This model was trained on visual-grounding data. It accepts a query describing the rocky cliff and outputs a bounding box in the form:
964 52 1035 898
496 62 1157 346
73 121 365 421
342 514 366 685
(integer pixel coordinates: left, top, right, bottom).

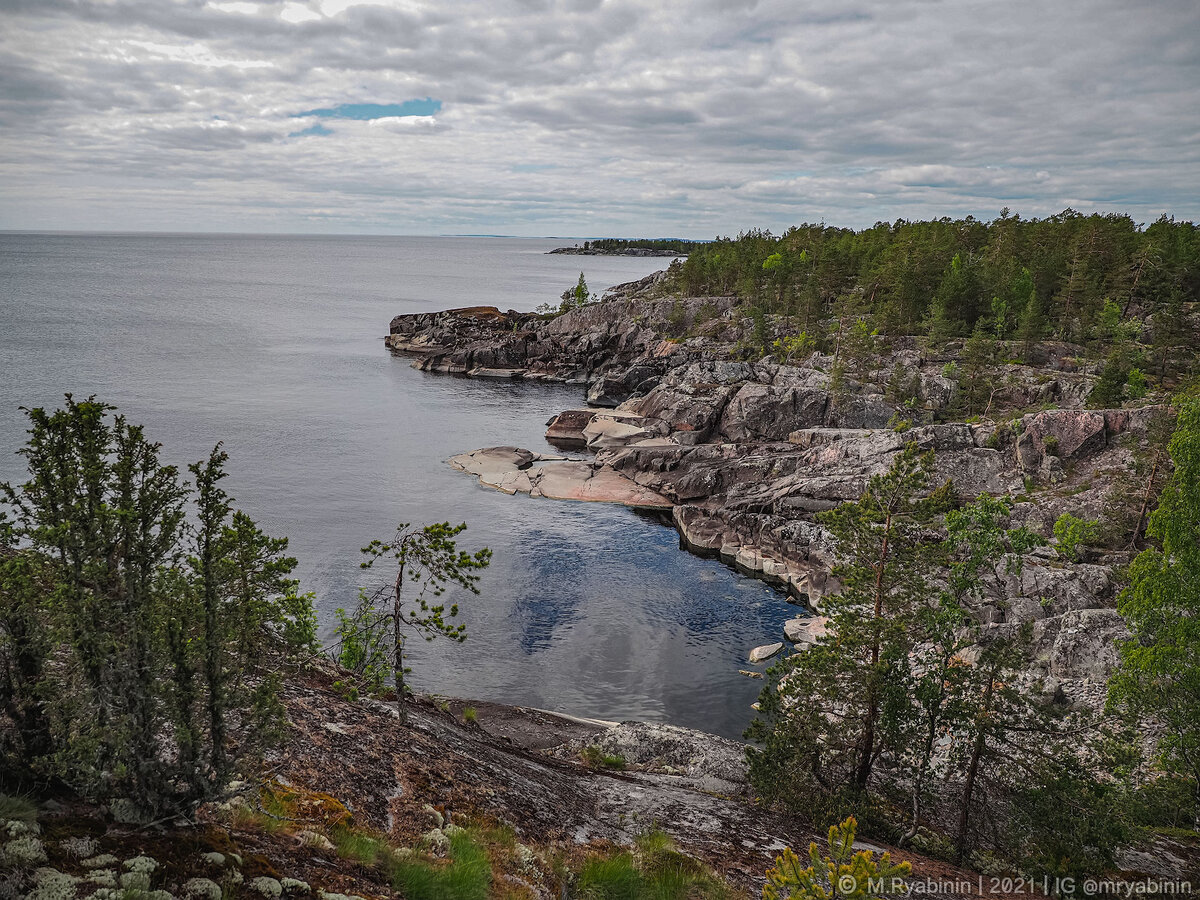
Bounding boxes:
387 289 1168 712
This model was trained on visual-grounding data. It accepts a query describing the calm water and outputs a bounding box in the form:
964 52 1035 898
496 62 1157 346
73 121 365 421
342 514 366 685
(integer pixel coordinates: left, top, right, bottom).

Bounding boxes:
0 233 793 738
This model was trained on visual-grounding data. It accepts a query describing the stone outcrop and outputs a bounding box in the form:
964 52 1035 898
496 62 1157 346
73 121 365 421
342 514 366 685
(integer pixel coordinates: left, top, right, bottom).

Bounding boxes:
388 289 1164 710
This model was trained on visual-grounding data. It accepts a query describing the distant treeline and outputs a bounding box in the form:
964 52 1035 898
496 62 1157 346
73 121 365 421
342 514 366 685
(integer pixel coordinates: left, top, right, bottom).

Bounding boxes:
583 237 705 253
669 210 1199 356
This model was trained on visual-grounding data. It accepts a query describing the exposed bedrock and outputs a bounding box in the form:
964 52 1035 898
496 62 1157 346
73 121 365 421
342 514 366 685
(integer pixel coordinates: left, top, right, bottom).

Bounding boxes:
389 298 1166 709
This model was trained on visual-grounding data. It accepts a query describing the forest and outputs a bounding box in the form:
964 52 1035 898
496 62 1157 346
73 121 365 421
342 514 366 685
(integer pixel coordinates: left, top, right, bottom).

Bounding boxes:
668 210 1198 387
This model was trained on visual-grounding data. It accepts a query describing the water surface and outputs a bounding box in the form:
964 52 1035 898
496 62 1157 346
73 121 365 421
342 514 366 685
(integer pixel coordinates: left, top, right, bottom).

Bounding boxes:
0 233 793 738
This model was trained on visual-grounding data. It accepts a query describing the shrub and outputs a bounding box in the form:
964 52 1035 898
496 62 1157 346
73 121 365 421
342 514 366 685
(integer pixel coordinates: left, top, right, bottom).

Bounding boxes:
763 816 911 900
1053 513 1100 561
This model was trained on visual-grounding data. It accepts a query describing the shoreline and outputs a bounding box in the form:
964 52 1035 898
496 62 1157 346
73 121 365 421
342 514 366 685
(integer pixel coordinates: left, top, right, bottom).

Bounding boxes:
383 292 1153 716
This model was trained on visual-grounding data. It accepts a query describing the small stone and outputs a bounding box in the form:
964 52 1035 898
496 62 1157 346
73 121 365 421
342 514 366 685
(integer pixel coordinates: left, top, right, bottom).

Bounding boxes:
749 642 784 664
108 799 149 825
201 851 226 867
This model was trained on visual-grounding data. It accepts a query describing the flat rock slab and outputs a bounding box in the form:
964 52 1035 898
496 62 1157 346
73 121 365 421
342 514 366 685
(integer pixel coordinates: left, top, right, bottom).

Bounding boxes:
784 615 829 645
450 446 673 510
449 446 538 477
749 642 784 664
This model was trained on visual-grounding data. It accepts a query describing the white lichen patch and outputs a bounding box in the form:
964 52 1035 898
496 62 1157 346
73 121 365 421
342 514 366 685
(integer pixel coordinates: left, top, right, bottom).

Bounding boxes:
124 855 159 875
183 877 223 900
121 871 153 892
296 831 334 852
28 867 78 900
317 892 367 900
248 876 282 898
85 869 118 887
1 834 48 865
514 843 539 874
61 835 100 858
200 851 226 867
4 819 39 838
280 878 310 894
82 854 118 868
421 828 450 853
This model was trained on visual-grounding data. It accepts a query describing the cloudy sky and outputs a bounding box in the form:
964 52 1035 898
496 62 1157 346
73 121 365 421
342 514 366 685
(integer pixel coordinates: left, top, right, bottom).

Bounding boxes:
1 0 1197 236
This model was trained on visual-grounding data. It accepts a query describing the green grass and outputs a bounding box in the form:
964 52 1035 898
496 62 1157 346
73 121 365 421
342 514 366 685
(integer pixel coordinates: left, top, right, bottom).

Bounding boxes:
580 745 627 770
389 831 491 900
576 831 733 899
0 793 38 825
462 706 477 724
329 825 386 865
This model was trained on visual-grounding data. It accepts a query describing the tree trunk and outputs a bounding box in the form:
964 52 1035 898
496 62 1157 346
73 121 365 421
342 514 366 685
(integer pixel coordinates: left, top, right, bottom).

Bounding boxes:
956 670 996 863
393 562 407 724
854 512 892 791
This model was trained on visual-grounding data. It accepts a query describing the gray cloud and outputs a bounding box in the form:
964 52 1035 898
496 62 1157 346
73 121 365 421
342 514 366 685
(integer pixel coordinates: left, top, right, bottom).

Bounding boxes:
1 0 1197 235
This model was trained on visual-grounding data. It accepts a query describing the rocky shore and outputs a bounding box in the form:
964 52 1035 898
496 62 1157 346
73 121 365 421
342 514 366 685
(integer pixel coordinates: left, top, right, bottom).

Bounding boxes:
385 288 1164 711
547 246 686 257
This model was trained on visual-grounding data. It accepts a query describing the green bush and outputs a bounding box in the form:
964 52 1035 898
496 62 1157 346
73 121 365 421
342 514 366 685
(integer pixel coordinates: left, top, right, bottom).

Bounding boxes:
1053 513 1100 561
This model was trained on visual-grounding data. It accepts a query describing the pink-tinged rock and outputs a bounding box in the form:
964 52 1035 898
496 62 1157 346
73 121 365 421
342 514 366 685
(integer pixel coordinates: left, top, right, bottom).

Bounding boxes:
784 616 829 646
1021 409 1108 460
545 409 597 447
450 447 672 510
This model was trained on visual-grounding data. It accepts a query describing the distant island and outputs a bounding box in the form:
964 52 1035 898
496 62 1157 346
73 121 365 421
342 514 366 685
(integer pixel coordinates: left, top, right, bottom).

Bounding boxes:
549 237 700 256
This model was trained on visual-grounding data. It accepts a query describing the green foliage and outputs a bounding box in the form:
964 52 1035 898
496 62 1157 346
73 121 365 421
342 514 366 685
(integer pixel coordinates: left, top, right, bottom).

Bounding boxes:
748 446 952 804
586 237 701 255
668 212 1199 383
0 397 315 812
390 830 492 900
580 745 626 770
335 522 491 721
1053 512 1099 561
563 271 594 311
763 816 911 900
331 825 387 865
1089 350 1134 407
773 331 817 364
333 606 388 695
1126 367 1149 400
0 793 37 824
1110 396 1200 806
462 705 477 724
575 830 731 899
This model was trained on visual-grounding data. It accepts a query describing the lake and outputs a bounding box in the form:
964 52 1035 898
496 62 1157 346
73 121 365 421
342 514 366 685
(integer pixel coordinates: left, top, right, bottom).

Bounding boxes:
0 232 794 738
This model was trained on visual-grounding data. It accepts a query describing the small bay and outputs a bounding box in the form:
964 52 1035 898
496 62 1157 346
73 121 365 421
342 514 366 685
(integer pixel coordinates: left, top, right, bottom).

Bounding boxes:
0 232 795 738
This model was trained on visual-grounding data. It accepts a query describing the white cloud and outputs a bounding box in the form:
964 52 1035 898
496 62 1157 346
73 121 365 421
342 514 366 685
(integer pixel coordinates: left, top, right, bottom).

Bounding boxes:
279 2 324 24
0 0 1197 234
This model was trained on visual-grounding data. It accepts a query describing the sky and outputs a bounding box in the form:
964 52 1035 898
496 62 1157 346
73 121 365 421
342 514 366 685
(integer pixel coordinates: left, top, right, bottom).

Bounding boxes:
1 0 1198 237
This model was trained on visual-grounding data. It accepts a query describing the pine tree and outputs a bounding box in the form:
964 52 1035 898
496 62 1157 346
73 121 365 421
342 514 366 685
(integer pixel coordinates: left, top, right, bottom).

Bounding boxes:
0 398 316 811
748 446 952 808
343 522 491 722
1109 396 1200 818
